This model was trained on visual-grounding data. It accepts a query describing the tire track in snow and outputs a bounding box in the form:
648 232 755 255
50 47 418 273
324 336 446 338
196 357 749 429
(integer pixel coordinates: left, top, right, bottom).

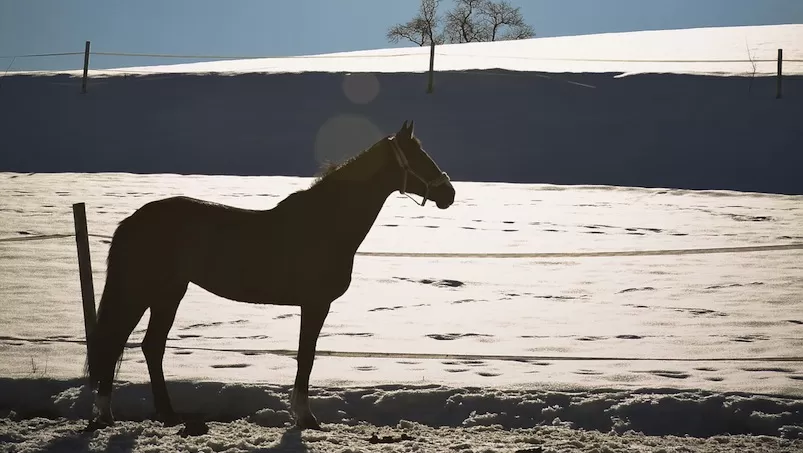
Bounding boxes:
355 243 803 259
2 234 801 260
172 347 803 363
5 335 802 364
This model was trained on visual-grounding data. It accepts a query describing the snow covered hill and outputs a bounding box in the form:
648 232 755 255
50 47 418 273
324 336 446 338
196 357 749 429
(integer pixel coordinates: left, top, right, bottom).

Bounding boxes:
11 24 803 77
2 24 802 194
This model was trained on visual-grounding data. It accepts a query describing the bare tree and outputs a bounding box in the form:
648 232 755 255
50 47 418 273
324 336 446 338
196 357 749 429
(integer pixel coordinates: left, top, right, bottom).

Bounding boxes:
444 0 486 43
386 0 443 46
480 0 534 41
389 0 534 46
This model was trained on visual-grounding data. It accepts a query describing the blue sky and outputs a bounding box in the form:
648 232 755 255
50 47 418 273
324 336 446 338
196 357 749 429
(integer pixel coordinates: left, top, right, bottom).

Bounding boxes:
2 0 802 71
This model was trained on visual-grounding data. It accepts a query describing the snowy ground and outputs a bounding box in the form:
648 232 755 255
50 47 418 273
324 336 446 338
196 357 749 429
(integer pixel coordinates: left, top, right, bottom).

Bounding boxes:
1 172 802 451
4 414 801 452
2 382 802 452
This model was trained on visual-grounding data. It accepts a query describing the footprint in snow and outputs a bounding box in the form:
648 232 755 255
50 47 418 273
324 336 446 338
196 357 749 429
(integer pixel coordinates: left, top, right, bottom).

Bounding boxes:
618 287 656 294
574 369 603 376
274 313 297 320
368 306 404 312
461 360 486 366
730 334 769 343
426 333 492 341
576 336 606 341
646 370 690 379
395 277 465 288
452 299 480 304
741 366 795 373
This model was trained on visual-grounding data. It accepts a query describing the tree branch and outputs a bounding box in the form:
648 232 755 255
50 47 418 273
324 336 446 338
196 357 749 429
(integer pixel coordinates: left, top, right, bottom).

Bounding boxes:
479 0 534 41
444 0 486 43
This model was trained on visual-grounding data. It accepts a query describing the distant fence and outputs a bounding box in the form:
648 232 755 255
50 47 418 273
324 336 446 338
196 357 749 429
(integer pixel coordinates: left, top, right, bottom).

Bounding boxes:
3 41 801 98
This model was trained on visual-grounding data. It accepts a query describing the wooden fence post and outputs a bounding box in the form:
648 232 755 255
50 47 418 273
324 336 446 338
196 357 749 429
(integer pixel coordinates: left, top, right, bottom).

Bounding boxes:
81 41 91 94
73 202 97 345
427 40 436 94
776 49 783 99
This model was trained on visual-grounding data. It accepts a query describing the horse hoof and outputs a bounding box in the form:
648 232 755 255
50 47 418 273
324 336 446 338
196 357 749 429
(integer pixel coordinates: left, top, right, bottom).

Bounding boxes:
295 414 323 431
84 418 114 432
178 420 209 437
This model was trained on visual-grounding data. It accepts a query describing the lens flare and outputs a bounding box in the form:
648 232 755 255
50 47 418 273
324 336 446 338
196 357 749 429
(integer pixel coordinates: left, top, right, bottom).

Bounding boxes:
314 114 384 166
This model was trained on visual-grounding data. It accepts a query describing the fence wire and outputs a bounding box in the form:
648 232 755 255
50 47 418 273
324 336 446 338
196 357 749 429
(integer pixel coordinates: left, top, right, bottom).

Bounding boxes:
3 49 802 63
3 48 799 86
3 48 802 77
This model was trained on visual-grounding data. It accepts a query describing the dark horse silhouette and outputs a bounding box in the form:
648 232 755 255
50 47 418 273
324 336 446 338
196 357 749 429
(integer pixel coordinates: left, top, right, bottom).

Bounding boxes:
84 121 455 430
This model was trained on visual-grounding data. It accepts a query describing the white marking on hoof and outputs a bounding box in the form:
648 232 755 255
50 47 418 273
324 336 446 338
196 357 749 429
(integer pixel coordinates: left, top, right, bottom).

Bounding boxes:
290 388 321 430
93 394 114 426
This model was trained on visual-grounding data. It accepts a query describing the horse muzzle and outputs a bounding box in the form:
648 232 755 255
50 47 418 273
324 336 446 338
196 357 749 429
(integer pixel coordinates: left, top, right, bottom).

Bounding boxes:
434 182 455 209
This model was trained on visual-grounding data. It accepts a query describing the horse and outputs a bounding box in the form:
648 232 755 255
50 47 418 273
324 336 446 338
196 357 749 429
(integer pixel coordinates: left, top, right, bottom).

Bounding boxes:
84 120 455 431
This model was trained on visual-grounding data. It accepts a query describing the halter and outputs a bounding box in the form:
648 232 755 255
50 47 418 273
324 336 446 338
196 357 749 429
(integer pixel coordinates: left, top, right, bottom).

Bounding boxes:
389 137 450 206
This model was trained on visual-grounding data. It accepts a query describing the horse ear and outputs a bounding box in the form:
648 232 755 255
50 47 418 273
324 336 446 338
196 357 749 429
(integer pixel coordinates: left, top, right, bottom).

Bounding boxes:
399 120 414 138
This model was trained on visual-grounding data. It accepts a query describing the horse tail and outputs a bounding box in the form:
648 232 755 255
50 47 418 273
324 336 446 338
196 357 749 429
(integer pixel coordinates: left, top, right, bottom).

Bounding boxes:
83 217 134 390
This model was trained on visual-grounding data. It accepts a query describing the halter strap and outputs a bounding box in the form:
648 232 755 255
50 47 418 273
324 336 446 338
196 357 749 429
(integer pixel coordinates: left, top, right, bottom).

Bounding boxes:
389 137 449 206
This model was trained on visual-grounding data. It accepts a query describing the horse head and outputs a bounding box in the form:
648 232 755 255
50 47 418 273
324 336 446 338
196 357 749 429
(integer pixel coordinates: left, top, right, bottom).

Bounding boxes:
389 121 455 209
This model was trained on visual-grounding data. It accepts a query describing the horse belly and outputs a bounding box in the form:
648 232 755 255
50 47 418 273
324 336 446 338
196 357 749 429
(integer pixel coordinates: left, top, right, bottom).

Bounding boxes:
193 254 353 306
190 250 296 305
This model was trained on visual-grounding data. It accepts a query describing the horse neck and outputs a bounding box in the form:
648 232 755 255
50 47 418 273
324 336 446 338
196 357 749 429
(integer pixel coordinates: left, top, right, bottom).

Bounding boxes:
312 165 399 253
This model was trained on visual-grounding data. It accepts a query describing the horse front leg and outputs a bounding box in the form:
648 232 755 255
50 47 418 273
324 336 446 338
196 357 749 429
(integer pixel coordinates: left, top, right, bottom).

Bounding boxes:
291 302 330 430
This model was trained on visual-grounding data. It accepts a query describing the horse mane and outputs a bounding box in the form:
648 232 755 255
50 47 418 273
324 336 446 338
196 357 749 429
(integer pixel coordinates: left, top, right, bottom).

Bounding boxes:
311 133 425 187
311 154 364 187
310 133 424 188
312 161 341 184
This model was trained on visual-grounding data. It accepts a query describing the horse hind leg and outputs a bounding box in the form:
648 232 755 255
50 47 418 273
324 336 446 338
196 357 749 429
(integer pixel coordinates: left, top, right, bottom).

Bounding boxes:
141 283 187 426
